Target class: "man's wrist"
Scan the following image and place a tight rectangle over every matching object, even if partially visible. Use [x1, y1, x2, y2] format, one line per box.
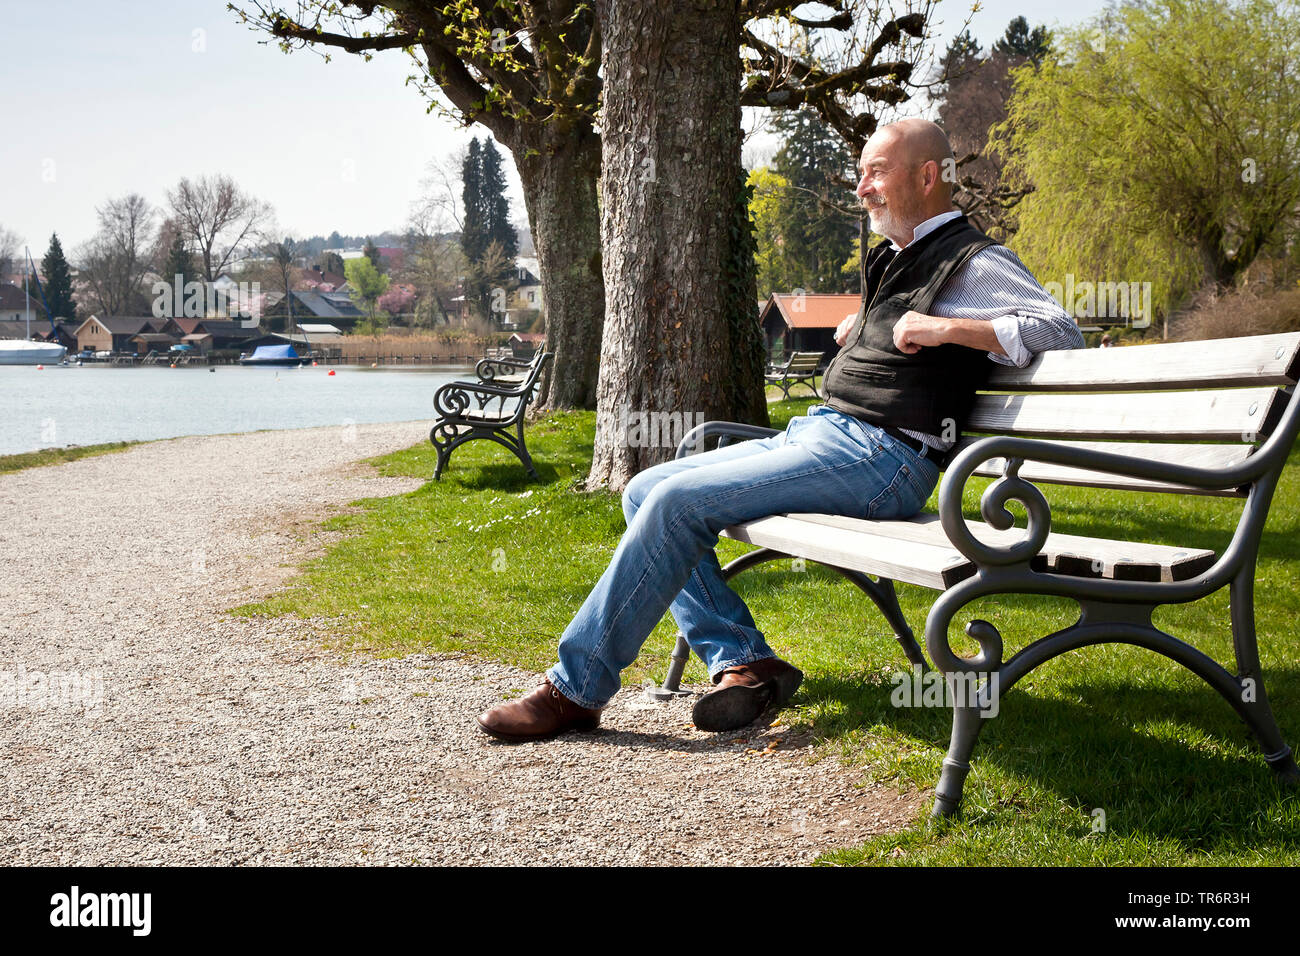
[934, 315, 1007, 356]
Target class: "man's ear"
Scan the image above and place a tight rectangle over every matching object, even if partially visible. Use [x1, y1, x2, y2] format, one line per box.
[920, 159, 939, 195]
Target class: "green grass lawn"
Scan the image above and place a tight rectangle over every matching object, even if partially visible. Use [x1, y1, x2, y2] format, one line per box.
[236, 400, 1300, 865]
[0, 441, 137, 475]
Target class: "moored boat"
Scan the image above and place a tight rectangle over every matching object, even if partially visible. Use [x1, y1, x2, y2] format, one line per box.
[0, 339, 67, 365]
[239, 344, 304, 367]
[4, 247, 67, 365]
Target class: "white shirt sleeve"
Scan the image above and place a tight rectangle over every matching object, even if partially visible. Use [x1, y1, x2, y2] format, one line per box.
[990, 314, 1032, 367]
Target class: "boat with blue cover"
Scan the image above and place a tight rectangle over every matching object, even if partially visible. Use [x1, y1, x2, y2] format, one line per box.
[238, 344, 304, 367]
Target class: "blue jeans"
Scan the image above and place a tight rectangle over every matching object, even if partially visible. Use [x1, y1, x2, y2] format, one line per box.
[545, 404, 941, 709]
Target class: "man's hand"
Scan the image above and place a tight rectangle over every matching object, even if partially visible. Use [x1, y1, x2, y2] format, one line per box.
[834, 313, 856, 347]
[892, 311, 1009, 357]
[892, 311, 949, 354]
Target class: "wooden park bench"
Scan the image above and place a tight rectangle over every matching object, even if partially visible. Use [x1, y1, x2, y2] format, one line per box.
[656, 332, 1300, 818]
[765, 350, 824, 400]
[429, 351, 553, 480]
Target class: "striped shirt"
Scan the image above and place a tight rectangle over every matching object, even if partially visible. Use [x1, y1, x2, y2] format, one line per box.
[891, 210, 1085, 450]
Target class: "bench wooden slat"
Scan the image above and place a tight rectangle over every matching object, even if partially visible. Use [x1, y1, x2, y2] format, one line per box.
[794, 513, 1216, 583]
[952, 438, 1254, 497]
[967, 386, 1283, 441]
[986, 332, 1300, 391]
[721, 513, 971, 589]
[721, 511, 1216, 589]
[461, 409, 516, 423]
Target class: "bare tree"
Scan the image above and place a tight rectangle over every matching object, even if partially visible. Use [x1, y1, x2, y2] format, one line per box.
[262, 235, 298, 331]
[463, 239, 518, 324]
[0, 224, 21, 279]
[166, 174, 272, 281]
[740, 2, 935, 156]
[75, 194, 156, 316]
[404, 188, 465, 328]
[412, 152, 466, 236]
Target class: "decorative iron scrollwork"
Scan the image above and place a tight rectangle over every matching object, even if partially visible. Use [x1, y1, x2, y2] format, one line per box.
[942, 453, 1052, 568]
[433, 382, 476, 419]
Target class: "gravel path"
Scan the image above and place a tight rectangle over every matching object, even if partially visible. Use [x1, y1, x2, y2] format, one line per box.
[0, 422, 920, 865]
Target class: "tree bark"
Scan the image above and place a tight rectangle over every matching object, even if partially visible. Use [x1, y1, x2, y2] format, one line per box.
[513, 126, 605, 410]
[587, 0, 769, 492]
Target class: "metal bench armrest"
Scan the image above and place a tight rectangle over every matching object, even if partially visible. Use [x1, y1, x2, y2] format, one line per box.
[936, 431, 1282, 579]
[675, 420, 781, 459]
[434, 380, 529, 421]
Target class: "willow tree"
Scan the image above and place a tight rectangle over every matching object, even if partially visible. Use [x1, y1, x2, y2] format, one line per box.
[989, 0, 1300, 330]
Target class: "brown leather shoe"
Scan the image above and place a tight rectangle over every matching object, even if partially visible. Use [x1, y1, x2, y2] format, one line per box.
[692, 656, 803, 732]
[476, 678, 602, 742]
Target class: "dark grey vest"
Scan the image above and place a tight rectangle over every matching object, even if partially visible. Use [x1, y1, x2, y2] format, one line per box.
[822, 214, 998, 438]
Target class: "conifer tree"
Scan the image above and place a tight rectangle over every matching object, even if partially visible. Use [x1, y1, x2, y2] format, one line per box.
[480, 139, 518, 269]
[460, 138, 487, 266]
[770, 109, 859, 293]
[161, 235, 197, 290]
[41, 232, 76, 320]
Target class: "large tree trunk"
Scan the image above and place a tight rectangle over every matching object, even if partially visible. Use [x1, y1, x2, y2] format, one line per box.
[587, 0, 769, 492]
[514, 125, 604, 410]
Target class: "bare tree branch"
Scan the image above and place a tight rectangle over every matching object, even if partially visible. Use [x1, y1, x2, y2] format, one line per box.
[165, 175, 271, 281]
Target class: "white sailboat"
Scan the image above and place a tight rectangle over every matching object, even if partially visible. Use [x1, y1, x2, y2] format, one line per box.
[0, 339, 67, 365]
[0, 247, 67, 365]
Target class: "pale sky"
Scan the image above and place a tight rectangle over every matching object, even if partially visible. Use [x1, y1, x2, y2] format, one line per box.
[0, 0, 1108, 257]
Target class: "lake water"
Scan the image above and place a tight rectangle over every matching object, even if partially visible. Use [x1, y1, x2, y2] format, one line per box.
[0, 364, 476, 455]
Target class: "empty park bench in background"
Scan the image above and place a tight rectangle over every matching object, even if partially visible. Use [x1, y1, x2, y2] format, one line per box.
[471, 347, 548, 397]
[656, 331, 1300, 818]
[765, 350, 824, 400]
[429, 351, 553, 480]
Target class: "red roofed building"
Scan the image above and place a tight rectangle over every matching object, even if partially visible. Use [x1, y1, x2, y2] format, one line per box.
[375, 247, 406, 271]
[759, 292, 859, 364]
[295, 266, 349, 292]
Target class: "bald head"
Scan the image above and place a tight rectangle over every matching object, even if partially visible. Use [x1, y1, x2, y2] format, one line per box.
[856, 118, 957, 246]
[871, 119, 955, 201]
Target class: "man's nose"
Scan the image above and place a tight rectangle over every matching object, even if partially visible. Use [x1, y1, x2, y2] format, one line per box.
[856, 174, 871, 197]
